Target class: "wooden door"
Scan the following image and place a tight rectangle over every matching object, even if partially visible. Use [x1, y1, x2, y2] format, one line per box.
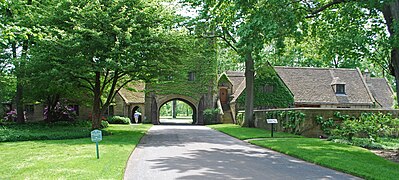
[220, 88, 228, 104]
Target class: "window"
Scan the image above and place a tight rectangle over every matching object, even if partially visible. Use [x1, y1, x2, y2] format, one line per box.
[104, 105, 114, 116]
[336, 84, 345, 94]
[188, 72, 195, 81]
[260, 85, 274, 93]
[25, 105, 34, 114]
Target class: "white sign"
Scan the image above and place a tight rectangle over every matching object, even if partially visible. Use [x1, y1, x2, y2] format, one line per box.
[266, 119, 278, 124]
[91, 130, 102, 142]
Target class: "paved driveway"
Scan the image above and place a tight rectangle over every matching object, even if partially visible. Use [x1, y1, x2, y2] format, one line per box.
[124, 125, 360, 180]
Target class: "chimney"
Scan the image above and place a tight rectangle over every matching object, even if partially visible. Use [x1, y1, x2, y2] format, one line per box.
[363, 69, 371, 82]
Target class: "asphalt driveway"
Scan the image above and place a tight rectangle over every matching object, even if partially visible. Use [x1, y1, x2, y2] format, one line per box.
[124, 125, 360, 180]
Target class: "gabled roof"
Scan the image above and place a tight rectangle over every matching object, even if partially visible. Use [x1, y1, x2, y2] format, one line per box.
[224, 71, 246, 103]
[118, 82, 145, 104]
[274, 67, 375, 106]
[367, 78, 394, 109]
[225, 71, 245, 94]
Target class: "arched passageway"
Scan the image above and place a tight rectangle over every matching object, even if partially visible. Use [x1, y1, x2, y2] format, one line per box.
[159, 99, 196, 124]
[132, 106, 143, 123]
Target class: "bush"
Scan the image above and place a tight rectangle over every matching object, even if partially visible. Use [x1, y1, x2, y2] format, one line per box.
[0, 121, 93, 142]
[101, 120, 109, 129]
[107, 116, 130, 124]
[331, 112, 399, 141]
[203, 108, 219, 125]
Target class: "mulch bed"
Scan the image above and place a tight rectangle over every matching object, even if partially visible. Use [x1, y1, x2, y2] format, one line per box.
[371, 149, 399, 163]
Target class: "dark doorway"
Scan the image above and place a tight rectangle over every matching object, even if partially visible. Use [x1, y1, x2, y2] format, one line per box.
[132, 106, 142, 123]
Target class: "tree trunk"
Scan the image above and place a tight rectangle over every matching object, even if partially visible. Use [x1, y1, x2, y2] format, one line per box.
[92, 71, 102, 129]
[172, 100, 177, 118]
[382, 0, 399, 106]
[243, 50, 255, 127]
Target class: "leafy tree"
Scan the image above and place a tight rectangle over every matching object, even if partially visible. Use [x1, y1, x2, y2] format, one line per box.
[31, 0, 187, 129]
[185, 0, 306, 126]
[304, 0, 399, 105]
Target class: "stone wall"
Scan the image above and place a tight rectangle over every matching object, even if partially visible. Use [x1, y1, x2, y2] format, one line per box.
[239, 108, 399, 137]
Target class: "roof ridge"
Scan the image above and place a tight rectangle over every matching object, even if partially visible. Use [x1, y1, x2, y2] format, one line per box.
[274, 66, 358, 71]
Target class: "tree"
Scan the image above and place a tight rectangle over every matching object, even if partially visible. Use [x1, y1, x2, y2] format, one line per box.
[33, 0, 187, 129]
[185, 0, 305, 126]
[305, 0, 399, 105]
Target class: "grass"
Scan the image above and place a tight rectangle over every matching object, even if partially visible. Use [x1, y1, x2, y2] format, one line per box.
[0, 124, 151, 179]
[210, 124, 399, 180]
[207, 124, 301, 140]
[0, 121, 94, 142]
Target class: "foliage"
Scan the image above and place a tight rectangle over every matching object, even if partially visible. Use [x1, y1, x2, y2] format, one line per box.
[208, 124, 301, 140]
[0, 124, 151, 179]
[160, 100, 193, 117]
[329, 137, 399, 150]
[237, 65, 294, 109]
[106, 116, 130, 124]
[332, 113, 399, 141]
[250, 138, 399, 180]
[43, 102, 77, 122]
[9, 0, 191, 129]
[147, 37, 217, 100]
[264, 110, 306, 134]
[0, 120, 98, 142]
[203, 108, 219, 125]
[315, 116, 337, 135]
[101, 120, 109, 129]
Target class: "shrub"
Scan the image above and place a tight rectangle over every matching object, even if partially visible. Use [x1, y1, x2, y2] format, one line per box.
[101, 120, 109, 129]
[331, 112, 399, 141]
[107, 116, 130, 124]
[203, 108, 219, 125]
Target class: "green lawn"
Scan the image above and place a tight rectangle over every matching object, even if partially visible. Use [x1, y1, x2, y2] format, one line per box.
[0, 124, 151, 179]
[209, 124, 399, 180]
[207, 124, 301, 140]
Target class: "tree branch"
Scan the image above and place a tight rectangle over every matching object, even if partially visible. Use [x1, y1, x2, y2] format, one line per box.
[73, 75, 95, 91]
[306, 0, 352, 18]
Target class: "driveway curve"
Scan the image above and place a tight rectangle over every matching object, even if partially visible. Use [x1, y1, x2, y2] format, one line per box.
[124, 125, 360, 180]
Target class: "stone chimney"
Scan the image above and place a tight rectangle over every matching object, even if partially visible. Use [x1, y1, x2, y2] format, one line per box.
[363, 69, 371, 82]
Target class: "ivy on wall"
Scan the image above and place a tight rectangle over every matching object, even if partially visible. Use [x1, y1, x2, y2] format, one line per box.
[264, 110, 306, 134]
[237, 64, 294, 109]
[146, 38, 218, 100]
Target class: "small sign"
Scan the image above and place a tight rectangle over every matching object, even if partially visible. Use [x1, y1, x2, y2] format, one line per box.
[91, 130, 102, 142]
[267, 119, 278, 124]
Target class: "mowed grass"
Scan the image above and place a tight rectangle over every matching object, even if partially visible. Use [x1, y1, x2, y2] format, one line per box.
[0, 124, 151, 179]
[210, 124, 399, 180]
[207, 124, 301, 140]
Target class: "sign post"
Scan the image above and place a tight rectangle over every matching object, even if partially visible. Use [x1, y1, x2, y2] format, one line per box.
[91, 130, 102, 159]
[266, 119, 278, 137]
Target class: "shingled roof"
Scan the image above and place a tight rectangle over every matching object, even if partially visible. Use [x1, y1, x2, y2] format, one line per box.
[274, 67, 375, 106]
[225, 71, 246, 103]
[367, 78, 394, 109]
[118, 82, 145, 104]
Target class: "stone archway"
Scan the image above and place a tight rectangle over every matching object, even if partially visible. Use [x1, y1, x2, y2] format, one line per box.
[158, 98, 197, 124]
[157, 95, 198, 125]
[145, 94, 205, 125]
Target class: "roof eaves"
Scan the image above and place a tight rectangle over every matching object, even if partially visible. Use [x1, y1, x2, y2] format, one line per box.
[356, 67, 376, 104]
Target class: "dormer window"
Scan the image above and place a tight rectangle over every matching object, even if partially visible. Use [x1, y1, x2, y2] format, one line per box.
[336, 84, 345, 94]
[331, 77, 346, 95]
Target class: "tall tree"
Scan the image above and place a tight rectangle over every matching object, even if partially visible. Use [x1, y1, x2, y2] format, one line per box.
[35, 0, 186, 129]
[305, 0, 399, 105]
[185, 0, 305, 126]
